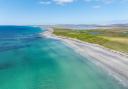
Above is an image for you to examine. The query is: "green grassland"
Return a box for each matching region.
[53,28,128,53]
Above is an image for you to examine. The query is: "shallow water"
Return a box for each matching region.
[0,26,127,89]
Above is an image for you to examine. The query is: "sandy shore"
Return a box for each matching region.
[41,28,128,87]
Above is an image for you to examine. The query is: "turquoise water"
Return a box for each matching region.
[0,26,127,89]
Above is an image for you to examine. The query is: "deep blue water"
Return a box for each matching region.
[0,26,42,52]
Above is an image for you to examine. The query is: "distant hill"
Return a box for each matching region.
[41,23,128,29]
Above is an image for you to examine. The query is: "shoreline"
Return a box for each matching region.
[41,27,128,88]
[41,27,128,57]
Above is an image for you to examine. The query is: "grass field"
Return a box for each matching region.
[53,28,128,53]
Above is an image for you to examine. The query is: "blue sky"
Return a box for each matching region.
[0,0,128,25]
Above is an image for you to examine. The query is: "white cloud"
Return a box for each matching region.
[39,1,51,5]
[84,0,114,4]
[39,0,75,5]
[102,0,113,4]
[53,0,74,5]
[84,0,114,9]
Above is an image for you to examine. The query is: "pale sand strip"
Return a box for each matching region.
[41,28,128,87]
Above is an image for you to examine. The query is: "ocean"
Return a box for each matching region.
[0,26,127,89]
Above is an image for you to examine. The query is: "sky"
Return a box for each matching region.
[0,0,128,25]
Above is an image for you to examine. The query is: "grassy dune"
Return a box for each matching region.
[53,28,128,53]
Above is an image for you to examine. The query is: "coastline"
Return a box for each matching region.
[41,27,128,87]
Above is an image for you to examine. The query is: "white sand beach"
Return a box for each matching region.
[41,28,128,87]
